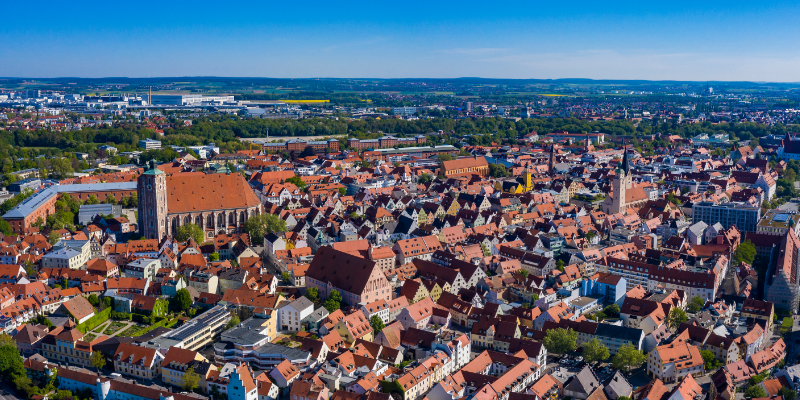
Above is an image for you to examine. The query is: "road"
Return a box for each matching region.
[778,201,799,212]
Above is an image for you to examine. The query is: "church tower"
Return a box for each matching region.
[608,144,631,214]
[137,160,168,240]
[548,144,555,173]
[524,165,533,192]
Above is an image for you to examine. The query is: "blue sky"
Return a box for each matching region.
[3,1,800,81]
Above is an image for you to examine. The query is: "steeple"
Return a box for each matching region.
[549,144,555,173]
[620,141,630,176]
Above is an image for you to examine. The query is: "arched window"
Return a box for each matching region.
[239,211,246,225]
[218,213,225,227]
[184,215,191,225]
[228,213,235,225]
[195,215,202,226]
[207,214,214,229]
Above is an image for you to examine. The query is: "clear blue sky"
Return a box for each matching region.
[3,1,800,81]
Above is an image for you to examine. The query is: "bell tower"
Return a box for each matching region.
[137,160,168,240]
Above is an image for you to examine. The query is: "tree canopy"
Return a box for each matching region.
[175,223,205,244]
[611,343,647,372]
[244,213,287,240]
[543,328,577,355]
[583,338,610,363]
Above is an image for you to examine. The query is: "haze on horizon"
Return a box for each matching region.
[3,0,800,82]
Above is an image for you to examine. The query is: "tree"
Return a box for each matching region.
[285,175,307,189]
[583,338,610,363]
[556,259,565,272]
[687,296,705,313]
[86,194,100,205]
[611,343,647,372]
[182,366,200,392]
[243,213,287,240]
[488,163,511,178]
[701,349,722,370]
[585,230,596,243]
[603,304,620,318]
[338,187,347,196]
[306,287,320,303]
[744,385,766,399]
[175,223,204,243]
[543,328,577,355]
[517,269,529,279]
[324,290,342,312]
[48,231,61,245]
[0,219,12,235]
[170,288,192,312]
[779,387,797,400]
[781,316,794,335]
[370,315,385,334]
[225,315,241,330]
[90,350,106,372]
[417,173,433,184]
[0,335,25,382]
[104,194,117,205]
[209,252,220,261]
[668,307,687,331]
[281,272,292,284]
[734,239,756,266]
[87,294,99,306]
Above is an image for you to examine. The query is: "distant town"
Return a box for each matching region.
[0,78,799,400]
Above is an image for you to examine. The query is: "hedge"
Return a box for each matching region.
[127,317,168,337]
[77,308,111,334]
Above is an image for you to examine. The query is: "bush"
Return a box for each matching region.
[111,311,131,321]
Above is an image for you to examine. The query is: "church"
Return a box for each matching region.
[137,161,264,240]
[602,147,648,215]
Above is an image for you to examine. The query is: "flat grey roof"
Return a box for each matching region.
[3,182,137,219]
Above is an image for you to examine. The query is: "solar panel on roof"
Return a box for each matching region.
[774,214,790,223]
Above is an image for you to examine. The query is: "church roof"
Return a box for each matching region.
[166,173,261,213]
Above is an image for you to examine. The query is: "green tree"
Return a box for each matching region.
[48,231,61,245]
[585,230,596,243]
[438,154,455,162]
[90,350,106,372]
[104,194,118,205]
[668,307,687,331]
[734,240,756,266]
[87,294,99,306]
[781,317,794,335]
[281,272,292,284]
[603,304,620,318]
[517,269,529,279]
[324,290,342,312]
[779,387,797,400]
[744,385,766,398]
[701,349,721,370]
[0,219,12,235]
[611,343,647,372]
[338,187,347,196]
[0,335,25,382]
[543,327,577,355]
[182,366,200,392]
[86,194,100,205]
[370,315,385,334]
[243,213,287,240]
[225,315,241,330]
[170,288,192,312]
[175,223,204,243]
[488,163,511,178]
[687,296,705,313]
[285,175,307,189]
[306,287,320,302]
[209,252,220,261]
[556,259,565,272]
[583,338,610,363]
[417,173,433,184]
